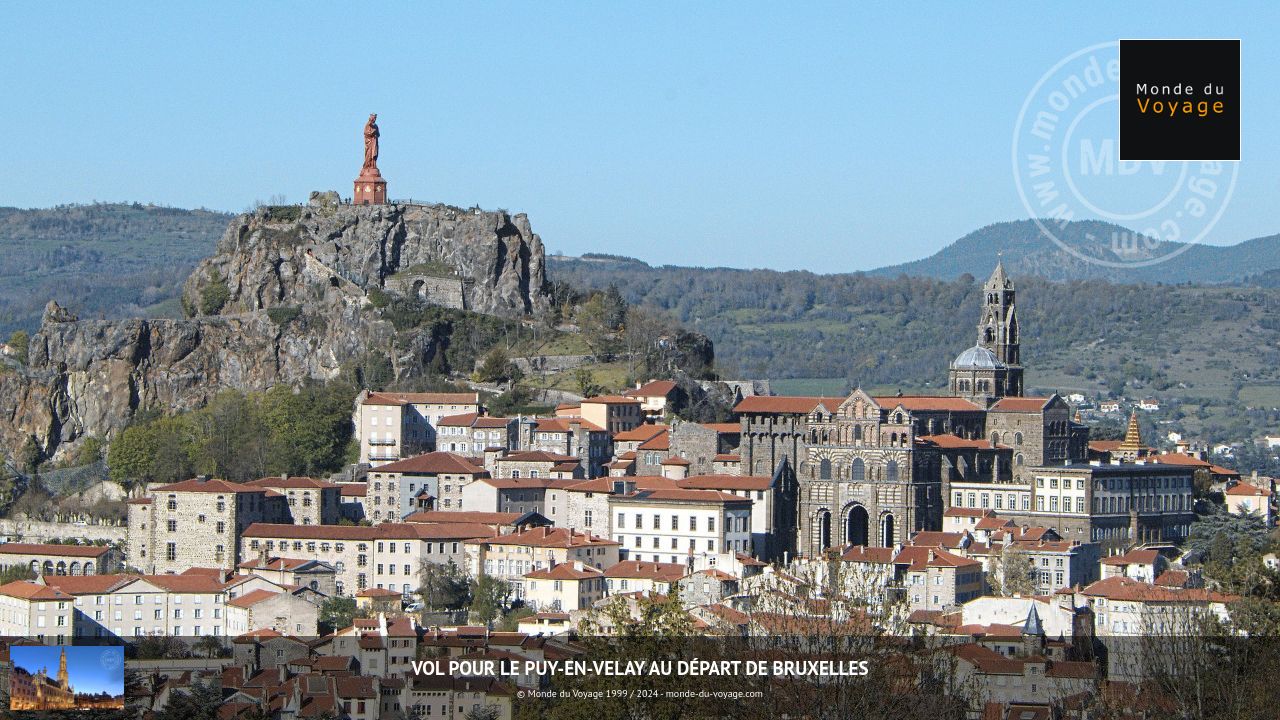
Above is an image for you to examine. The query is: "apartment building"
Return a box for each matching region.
[488,451,583,482]
[609,489,753,566]
[529,417,611,477]
[368,452,490,521]
[578,396,644,435]
[244,476,342,525]
[550,476,676,536]
[240,522,496,596]
[523,562,606,612]
[355,391,482,466]
[463,527,620,600]
[127,478,289,575]
[896,546,985,613]
[0,581,73,642]
[677,474,781,559]
[436,413,518,454]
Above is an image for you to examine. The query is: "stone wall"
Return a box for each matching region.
[0,518,126,545]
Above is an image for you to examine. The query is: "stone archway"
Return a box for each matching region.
[844,505,869,546]
[814,510,832,551]
[880,513,896,547]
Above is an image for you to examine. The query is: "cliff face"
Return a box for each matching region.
[2,203,551,459]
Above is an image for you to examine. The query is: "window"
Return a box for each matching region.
[166,543,177,561]
[167,520,177,532]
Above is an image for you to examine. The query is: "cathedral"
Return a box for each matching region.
[736,265,1090,558]
[9,647,75,711]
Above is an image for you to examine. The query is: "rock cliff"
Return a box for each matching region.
[1,202,551,460]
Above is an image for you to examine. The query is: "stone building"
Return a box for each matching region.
[355,391,482,466]
[126,478,289,575]
[367,452,491,520]
[668,421,742,476]
[736,266,1091,558]
[0,542,119,577]
[245,475,342,525]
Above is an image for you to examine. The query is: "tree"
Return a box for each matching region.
[156,678,223,720]
[16,435,41,474]
[573,367,603,397]
[475,346,515,384]
[320,596,358,631]
[75,436,105,467]
[6,329,28,364]
[469,575,512,627]
[464,706,502,720]
[418,560,471,611]
[194,635,224,659]
[999,545,1036,597]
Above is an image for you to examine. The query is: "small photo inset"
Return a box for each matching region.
[8,645,125,712]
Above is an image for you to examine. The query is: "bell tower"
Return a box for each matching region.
[977,263,1023,396]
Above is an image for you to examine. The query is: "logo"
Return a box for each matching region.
[1012,42,1237,268]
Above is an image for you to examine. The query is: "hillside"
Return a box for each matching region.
[549,256,1280,442]
[0,202,553,460]
[0,203,231,334]
[867,219,1280,284]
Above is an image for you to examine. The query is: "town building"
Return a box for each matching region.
[355,391,481,466]
[608,488,753,565]
[368,452,490,520]
[0,542,119,577]
[245,475,342,525]
[0,581,73,642]
[735,266,1091,558]
[523,561,606,612]
[126,477,289,575]
[623,380,679,421]
[464,527,620,600]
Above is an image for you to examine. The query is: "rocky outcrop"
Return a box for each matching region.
[0,203,552,460]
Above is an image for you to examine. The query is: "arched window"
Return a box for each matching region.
[1015,432,1023,445]
[886,460,899,483]
[819,458,832,480]
[1016,453,1024,466]
[851,458,865,482]
[853,425,863,441]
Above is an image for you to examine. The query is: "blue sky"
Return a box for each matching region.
[0,3,1274,271]
[10,645,124,696]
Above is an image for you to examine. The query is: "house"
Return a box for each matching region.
[603,559,687,596]
[1099,548,1166,584]
[464,527,621,600]
[623,380,679,421]
[367,451,490,520]
[609,488,753,565]
[528,417,611,477]
[896,546,985,613]
[355,391,482,466]
[236,557,339,597]
[1224,482,1273,525]
[578,396,644,435]
[435,413,519,454]
[524,561,606,612]
[677,473,784,559]
[0,581,73,642]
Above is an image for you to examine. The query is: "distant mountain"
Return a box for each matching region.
[0,203,231,335]
[867,219,1280,284]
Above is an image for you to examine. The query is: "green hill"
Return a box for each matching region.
[0,203,231,335]
[867,219,1280,284]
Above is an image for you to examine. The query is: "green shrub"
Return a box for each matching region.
[367,287,391,308]
[267,306,302,326]
[199,271,231,315]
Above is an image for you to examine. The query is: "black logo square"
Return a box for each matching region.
[1120,39,1239,161]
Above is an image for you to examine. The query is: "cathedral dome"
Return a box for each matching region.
[952,345,1005,369]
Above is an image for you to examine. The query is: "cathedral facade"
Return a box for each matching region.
[736,265,1090,558]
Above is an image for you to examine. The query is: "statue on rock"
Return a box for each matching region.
[354,113,387,204]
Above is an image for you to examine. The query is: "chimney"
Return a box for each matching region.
[281,473,289,481]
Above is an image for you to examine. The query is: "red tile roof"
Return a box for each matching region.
[916,434,1003,450]
[0,580,70,600]
[374,452,490,476]
[470,526,619,549]
[1082,575,1236,603]
[637,432,670,451]
[535,417,605,433]
[338,482,367,497]
[525,562,604,580]
[701,423,742,434]
[734,396,839,414]
[1225,483,1271,496]
[604,560,687,582]
[613,424,669,442]
[1101,549,1160,566]
[989,397,1053,412]
[564,476,677,493]
[40,574,137,595]
[228,589,282,608]
[624,380,678,398]
[0,542,110,558]
[840,545,897,563]
[355,587,400,598]
[613,488,753,505]
[660,456,691,466]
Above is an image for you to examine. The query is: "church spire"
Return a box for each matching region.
[1115,411,1147,461]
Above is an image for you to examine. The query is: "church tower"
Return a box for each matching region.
[57,647,69,690]
[949,263,1025,404]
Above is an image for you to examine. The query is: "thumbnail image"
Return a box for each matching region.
[8,646,125,712]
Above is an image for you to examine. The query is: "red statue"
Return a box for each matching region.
[355,113,387,204]
[362,113,380,171]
